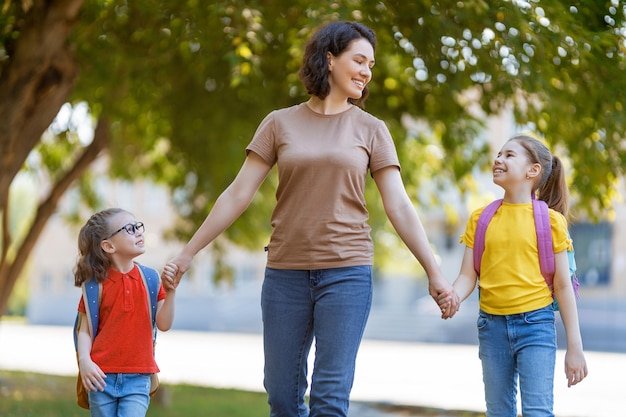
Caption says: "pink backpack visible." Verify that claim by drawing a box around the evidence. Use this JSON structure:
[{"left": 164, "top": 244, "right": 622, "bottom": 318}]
[{"left": 473, "top": 198, "right": 580, "bottom": 308}]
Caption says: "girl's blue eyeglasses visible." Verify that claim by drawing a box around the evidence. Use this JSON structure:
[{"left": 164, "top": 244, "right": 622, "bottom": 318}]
[{"left": 104, "top": 222, "right": 145, "bottom": 240}]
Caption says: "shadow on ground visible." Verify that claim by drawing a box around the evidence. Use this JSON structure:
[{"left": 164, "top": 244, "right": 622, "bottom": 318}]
[{"left": 360, "top": 402, "right": 484, "bottom": 417}]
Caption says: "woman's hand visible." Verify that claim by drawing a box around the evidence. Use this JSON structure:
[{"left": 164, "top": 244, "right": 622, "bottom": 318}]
[{"left": 434, "top": 288, "right": 460, "bottom": 319}]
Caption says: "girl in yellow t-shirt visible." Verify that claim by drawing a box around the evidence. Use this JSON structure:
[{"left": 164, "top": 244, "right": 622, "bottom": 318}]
[{"left": 445, "top": 135, "right": 587, "bottom": 417}]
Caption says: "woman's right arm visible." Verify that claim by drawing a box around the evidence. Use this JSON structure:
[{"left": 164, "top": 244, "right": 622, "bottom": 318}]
[{"left": 170, "top": 152, "right": 272, "bottom": 277}]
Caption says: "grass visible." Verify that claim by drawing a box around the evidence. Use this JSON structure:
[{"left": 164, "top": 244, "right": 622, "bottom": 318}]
[
  {"left": 0, "top": 370, "right": 486, "bottom": 417},
  {"left": 0, "top": 370, "right": 269, "bottom": 417}
]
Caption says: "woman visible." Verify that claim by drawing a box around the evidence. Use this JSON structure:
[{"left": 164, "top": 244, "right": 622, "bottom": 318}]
[{"left": 164, "top": 21, "right": 458, "bottom": 417}]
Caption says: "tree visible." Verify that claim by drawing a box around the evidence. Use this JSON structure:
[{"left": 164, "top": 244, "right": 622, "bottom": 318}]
[
  {"left": 0, "top": 0, "right": 100, "bottom": 315},
  {"left": 1, "top": 0, "right": 625, "bottom": 316}
]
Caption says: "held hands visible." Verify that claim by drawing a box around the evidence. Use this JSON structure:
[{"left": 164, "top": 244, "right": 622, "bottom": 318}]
[
  {"left": 428, "top": 275, "right": 460, "bottom": 319},
  {"left": 436, "top": 290, "right": 460, "bottom": 319},
  {"left": 161, "top": 262, "right": 181, "bottom": 292},
  {"left": 161, "top": 253, "right": 193, "bottom": 290}
]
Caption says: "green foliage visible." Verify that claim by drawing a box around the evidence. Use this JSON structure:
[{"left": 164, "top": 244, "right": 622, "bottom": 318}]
[
  {"left": 3, "top": 0, "right": 626, "bottom": 253},
  {"left": 5, "top": 176, "right": 37, "bottom": 254},
  {"left": 358, "top": 0, "right": 626, "bottom": 219}
]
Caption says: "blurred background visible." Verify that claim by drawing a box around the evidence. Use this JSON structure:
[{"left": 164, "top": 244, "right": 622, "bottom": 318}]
[
  {"left": 3, "top": 3, "right": 626, "bottom": 416},
  {"left": 1, "top": 1, "right": 625, "bottom": 353}
]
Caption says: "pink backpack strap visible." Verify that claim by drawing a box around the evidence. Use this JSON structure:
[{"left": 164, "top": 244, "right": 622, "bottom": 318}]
[
  {"left": 473, "top": 199, "right": 555, "bottom": 281},
  {"left": 533, "top": 198, "right": 555, "bottom": 290},
  {"left": 473, "top": 199, "right": 503, "bottom": 276},
  {"left": 473, "top": 197, "right": 561, "bottom": 301}
]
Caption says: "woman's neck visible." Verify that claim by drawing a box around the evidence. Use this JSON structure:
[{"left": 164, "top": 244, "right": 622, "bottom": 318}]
[{"left": 306, "top": 96, "right": 351, "bottom": 115}]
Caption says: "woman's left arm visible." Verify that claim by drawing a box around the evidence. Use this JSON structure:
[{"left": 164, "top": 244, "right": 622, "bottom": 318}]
[
  {"left": 553, "top": 250, "right": 588, "bottom": 386},
  {"left": 372, "top": 166, "right": 459, "bottom": 317}
]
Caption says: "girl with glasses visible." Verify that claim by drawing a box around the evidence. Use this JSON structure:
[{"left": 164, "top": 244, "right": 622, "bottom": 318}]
[{"left": 74, "top": 208, "right": 178, "bottom": 416}]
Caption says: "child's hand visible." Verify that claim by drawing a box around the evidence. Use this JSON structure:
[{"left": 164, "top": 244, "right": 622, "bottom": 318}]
[
  {"left": 161, "top": 262, "right": 179, "bottom": 292},
  {"left": 565, "top": 349, "right": 588, "bottom": 387},
  {"left": 436, "top": 290, "right": 460, "bottom": 319},
  {"left": 79, "top": 358, "right": 106, "bottom": 392}
]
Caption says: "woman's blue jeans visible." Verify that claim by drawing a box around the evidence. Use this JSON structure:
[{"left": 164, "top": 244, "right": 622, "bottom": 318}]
[
  {"left": 88, "top": 373, "right": 150, "bottom": 417},
  {"left": 261, "top": 266, "right": 373, "bottom": 417},
  {"left": 478, "top": 305, "right": 557, "bottom": 417}
]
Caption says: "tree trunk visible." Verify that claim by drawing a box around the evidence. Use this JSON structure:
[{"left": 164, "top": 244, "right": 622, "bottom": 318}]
[
  {"left": 0, "top": 117, "right": 109, "bottom": 315},
  {"left": 0, "top": 0, "right": 86, "bottom": 315},
  {"left": 0, "top": 0, "right": 84, "bottom": 210}
]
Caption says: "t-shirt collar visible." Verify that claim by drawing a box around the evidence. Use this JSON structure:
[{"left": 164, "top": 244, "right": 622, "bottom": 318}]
[{"left": 107, "top": 263, "right": 140, "bottom": 283}]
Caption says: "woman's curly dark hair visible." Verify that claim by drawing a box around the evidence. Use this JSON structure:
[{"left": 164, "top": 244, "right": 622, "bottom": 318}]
[{"left": 299, "top": 21, "right": 376, "bottom": 108}]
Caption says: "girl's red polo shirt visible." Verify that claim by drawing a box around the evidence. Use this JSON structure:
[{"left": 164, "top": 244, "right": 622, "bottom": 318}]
[{"left": 77, "top": 264, "right": 166, "bottom": 373}]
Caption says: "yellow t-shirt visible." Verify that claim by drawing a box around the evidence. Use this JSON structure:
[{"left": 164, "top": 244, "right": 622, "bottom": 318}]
[{"left": 461, "top": 201, "right": 572, "bottom": 315}]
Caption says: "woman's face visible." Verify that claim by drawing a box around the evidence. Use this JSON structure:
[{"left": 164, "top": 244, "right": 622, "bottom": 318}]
[{"left": 327, "top": 38, "right": 375, "bottom": 101}]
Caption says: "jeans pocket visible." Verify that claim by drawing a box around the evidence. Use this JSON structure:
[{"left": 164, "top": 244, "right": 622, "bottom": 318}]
[
  {"left": 524, "top": 306, "right": 555, "bottom": 324},
  {"left": 477, "top": 311, "right": 489, "bottom": 330}
]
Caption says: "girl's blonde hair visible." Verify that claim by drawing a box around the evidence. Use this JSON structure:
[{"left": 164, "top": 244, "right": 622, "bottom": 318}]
[
  {"left": 509, "top": 135, "right": 569, "bottom": 218},
  {"left": 74, "top": 208, "right": 129, "bottom": 285}
]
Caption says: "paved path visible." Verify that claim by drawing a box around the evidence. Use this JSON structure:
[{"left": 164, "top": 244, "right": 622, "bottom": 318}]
[{"left": 0, "top": 322, "right": 623, "bottom": 417}]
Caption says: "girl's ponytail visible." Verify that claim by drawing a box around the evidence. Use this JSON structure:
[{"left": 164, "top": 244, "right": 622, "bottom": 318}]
[
  {"left": 511, "top": 135, "right": 569, "bottom": 218},
  {"left": 537, "top": 156, "right": 569, "bottom": 218}
]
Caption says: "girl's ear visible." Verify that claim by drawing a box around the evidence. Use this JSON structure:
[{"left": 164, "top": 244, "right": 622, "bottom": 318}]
[
  {"left": 327, "top": 52, "right": 333, "bottom": 71},
  {"left": 527, "top": 163, "right": 542, "bottom": 180},
  {"left": 101, "top": 240, "right": 116, "bottom": 254}
]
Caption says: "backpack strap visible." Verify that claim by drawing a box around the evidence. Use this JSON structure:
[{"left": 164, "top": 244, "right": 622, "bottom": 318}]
[
  {"left": 137, "top": 263, "right": 160, "bottom": 347},
  {"left": 473, "top": 199, "right": 503, "bottom": 277},
  {"left": 136, "top": 264, "right": 162, "bottom": 395},
  {"left": 74, "top": 265, "right": 159, "bottom": 351},
  {"left": 73, "top": 279, "right": 102, "bottom": 351},
  {"left": 532, "top": 198, "right": 555, "bottom": 290},
  {"left": 473, "top": 197, "right": 556, "bottom": 292}
]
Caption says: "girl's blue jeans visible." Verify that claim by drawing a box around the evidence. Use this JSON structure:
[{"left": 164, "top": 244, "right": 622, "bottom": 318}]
[
  {"left": 261, "top": 265, "right": 373, "bottom": 417},
  {"left": 478, "top": 305, "right": 557, "bottom": 417},
  {"left": 88, "top": 373, "right": 150, "bottom": 417}
]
